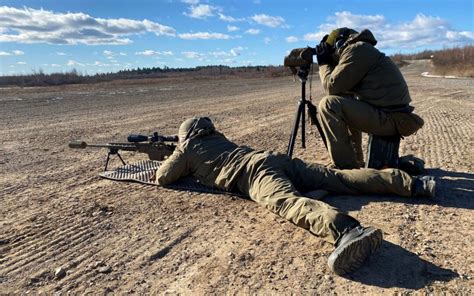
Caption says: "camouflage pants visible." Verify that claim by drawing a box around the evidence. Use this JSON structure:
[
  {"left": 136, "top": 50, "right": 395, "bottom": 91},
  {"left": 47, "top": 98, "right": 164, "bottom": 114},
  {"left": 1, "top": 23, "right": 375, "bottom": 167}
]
[
  {"left": 318, "top": 95, "right": 423, "bottom": 169},
  {"left": 235, "top": 152, "right": 413, "bottom": 244}
]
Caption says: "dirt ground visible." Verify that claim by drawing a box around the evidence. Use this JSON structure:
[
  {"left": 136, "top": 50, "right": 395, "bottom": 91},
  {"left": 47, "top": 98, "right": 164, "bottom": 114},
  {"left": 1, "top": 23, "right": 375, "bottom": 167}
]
[{"left": 1, "top": 60, "right": 473, "bottom": 294}]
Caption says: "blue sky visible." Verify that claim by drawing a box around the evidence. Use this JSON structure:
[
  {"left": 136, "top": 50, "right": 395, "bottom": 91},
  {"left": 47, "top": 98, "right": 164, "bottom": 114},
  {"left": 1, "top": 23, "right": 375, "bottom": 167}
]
[{"left": 0, "top": 0, "right": 473, "bottom": 75}]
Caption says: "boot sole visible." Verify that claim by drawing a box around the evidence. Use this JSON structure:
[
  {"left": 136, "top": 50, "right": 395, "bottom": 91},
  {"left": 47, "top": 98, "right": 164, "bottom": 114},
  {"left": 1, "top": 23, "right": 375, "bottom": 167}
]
[{"left": 328, "top": 228, "right": 383, "bottom": 275}]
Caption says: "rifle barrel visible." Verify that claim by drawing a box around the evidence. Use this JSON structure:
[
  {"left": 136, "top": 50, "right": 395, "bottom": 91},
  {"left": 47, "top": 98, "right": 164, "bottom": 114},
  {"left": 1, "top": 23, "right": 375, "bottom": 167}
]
[{"left": 69, "top": 141, "right": 139, "bottom": 151}]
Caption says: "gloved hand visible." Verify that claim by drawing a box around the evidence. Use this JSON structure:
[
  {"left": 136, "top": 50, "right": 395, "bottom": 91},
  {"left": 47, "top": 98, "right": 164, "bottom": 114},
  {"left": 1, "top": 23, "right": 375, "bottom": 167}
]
[{"left": 315, "top": 35, "right": 334, "bottom": 66}]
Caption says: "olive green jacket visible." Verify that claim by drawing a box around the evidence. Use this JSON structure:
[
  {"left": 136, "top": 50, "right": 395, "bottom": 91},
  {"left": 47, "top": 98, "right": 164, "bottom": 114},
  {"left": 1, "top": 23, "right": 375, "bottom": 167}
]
[
  {"left": 156, "top": 131, "right": 259, "bottom": 190},
  {"left": 319, "top": 29, "right": 411, "bottom": 107}
]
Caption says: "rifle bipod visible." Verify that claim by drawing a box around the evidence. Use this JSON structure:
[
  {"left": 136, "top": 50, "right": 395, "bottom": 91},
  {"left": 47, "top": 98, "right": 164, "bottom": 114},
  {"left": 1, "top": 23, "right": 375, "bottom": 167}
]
[
  {"left": 287, "top": 66, "right": 327, "bottom": 158},
  {"left": 104, "top": 148, "right": 126, "bottom": 171}
]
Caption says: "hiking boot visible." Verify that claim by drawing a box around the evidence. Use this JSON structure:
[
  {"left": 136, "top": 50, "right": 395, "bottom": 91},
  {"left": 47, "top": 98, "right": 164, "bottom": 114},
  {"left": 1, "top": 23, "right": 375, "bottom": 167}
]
[
  {"left": 328, "top": 226, "right": 383, "bottom": 275},
  {"left": 412, "top": 175, "right": 436, "bottom": 198}
]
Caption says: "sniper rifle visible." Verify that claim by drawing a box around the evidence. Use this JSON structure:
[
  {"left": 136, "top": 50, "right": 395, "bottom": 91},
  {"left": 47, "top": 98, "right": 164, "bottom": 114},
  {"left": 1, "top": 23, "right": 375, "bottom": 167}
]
[{"left": 69, "top": 132, "right": 178, "bottom": 171}]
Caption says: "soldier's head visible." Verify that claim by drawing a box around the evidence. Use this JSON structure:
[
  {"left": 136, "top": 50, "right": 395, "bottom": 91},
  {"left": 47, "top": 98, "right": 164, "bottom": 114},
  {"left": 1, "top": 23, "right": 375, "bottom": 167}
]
[
  {"left": 325, "top": 27, "right": 358, "bottom": 51},
  {"left": 178, "top": 117, "right": 215, "bottom": 144}
]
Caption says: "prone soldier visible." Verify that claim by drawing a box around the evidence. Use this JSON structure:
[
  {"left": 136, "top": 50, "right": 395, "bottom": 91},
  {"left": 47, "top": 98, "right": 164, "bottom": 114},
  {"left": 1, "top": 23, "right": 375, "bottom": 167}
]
[{"left": 154, "top": 117, "right": 435, "bottom": 275}]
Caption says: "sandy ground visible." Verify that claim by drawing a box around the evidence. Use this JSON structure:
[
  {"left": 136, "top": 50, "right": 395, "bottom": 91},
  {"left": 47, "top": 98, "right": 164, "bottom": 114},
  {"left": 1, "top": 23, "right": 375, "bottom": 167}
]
[{"left": 1, "top": 60, "right": 473, "bottom": 294}]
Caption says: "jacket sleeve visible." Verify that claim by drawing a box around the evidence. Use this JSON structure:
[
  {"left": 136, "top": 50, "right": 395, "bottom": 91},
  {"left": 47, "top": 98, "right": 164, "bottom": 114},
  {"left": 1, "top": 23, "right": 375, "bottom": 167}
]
[
  {"left": 155, "top": 147, "right": 188, "bottom": 186},
  {"left": 319, "top": 44, "right": 374, "bottom": 95}
]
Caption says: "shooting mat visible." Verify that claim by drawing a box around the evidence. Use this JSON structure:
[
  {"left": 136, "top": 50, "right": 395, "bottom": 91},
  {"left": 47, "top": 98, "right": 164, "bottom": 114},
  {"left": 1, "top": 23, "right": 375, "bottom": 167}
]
[{"left": 99, "top": 160, "right": 242, "bottom": 196}]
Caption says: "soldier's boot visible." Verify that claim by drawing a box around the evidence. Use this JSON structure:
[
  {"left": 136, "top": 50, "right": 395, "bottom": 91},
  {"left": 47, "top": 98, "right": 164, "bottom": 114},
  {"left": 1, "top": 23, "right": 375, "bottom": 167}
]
[
  {"left": 328, "top": 226, "right": 383, "bottom": 275},
  {"left": 412, "top": 175, "right": 436, "bottom": 198}
]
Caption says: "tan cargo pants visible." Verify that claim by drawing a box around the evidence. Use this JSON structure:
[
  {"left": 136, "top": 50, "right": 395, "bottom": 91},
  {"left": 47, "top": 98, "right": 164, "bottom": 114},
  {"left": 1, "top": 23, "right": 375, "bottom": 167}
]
[
  {"left": 318, "top": 95, "right": 423, "bottom": 169},
  {"left": 235, "top": 152, "right": 413, "bottom": 244}
]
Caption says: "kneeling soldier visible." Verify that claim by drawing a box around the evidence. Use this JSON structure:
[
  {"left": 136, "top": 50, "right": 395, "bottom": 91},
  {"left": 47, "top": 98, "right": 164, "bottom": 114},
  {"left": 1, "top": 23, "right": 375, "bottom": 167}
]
[{"left": 156, "top": 117, "right": 435, "bottom": 275}]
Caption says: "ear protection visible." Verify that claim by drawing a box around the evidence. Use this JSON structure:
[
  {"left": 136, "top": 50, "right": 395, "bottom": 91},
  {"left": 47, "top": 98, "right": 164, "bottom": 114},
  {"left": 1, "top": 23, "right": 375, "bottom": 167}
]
[{"left": 334, "top": 28, "right": 352, "bottom": 50}]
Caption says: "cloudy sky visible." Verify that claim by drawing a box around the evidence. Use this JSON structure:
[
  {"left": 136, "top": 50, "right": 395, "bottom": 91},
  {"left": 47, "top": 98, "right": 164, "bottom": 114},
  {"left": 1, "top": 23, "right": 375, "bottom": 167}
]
[{"left": 0, "top": 0, "right": 472, "bottom": 75}]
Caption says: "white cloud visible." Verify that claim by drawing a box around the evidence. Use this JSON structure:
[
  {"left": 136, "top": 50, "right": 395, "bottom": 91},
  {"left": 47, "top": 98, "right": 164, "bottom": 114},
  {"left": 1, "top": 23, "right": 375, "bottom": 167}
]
[
  {"left": 245, "top": 28, "right": 260, "bottom": 35},
  {"left": 208, "top": 50, "right": 231, "bottom": 58},
  {"left": 221, "top": 58, "right": 236, "bottom": 64},
  {"left": 181, "top": 0, "right": 199, "bottom": 4},
  {"left": 286, "top": 36, "right": 298, "bottom": 43},
  {"left": 103, "top": 50, "right": 127, "bottom": 58},
  {"left": 17, "top": 61, "right": 26, "bottom": 65},
  {"left": 263, "top": 37, "right": 271, "bottom": 44},
  {"left": 377, "top": 14, "right": 474, "bottom": 49},
  {"left": 184, "top": 4, "right": 217, "bottom": 19},
  {"left": 183, "top": 47, "right": 245, "bottom": 62},
  {"left": 250, "top": 14, "right": 286, "bottom": 28},
  {"left": 178, "top": 32, "right": 232, "bottom": 40},
  {"left": 0, "top": 50, "right": 25, "bottom": 56},
  {"left": 135, "top": 50, "right": 174, "bottom": 56},
  {"left": 136, "top": 50, "right": 158, "bottom": 56},
  {"left": 303, "top": 32, "right": 326, "bottom": 42},
  {"left": 230, "top": 46, "right": 244, "bottom": 56},
  {"left": 182, "top": 51, "right": 205, "bottom": 60},
  {"left": 324, "top": 11, "right": 385, "bottom": 32},
  {"left": 227, "top": 25, "right": 239, "bottom": 32},
  {"left": 218, "top": 13, "right": 245, "bottom": 22},
  {"left": 91, "top": 61, "right": 112, "bottom": 67},
  {"left": 209, "top": 46, "right": 244, "bottom": 58},
  {"left": 303, "top": 11, "right": 474, "bottom": 50},
  {"left": 67, "top": 60, "right": 84, "bottom": 67},
  {"left": 0, "top": 6, "right": 176, "bottom": 45},
  {"left": 56, "top": 52, "right": 67, "bottom": 56}
]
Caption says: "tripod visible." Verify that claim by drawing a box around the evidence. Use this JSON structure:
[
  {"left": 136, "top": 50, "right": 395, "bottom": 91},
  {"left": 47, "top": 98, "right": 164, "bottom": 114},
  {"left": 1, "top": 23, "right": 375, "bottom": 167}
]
[{"left": 287, "top": 66, "right": 327, "bottom": 158}]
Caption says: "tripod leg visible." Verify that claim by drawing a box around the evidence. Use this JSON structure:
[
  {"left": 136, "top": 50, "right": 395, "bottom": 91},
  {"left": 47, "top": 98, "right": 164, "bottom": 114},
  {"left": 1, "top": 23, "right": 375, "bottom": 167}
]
[
  {"left": 287, "top": 101, "right": 304, "bottom": 157},
  {"left": 307, "top": 102, "right": 328, "bottom": 150},
  {"left": 301, "top": 102, "right": 306, "bottom": 149}
]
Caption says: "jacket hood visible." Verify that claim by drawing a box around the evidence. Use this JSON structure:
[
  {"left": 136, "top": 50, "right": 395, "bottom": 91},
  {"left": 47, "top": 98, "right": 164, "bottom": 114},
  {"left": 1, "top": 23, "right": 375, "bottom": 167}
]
[
  {"left": 178, "top": 117, "right": 216, "bottom": 144},
  {"left": 346, "top": 29, "right": 377, "bottom": 46}
]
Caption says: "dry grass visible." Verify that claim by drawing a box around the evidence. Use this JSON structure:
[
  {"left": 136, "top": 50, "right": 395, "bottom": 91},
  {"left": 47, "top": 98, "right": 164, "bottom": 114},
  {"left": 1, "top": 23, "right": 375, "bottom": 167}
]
[
  {"left": 391, "top": 45, "right": 474, "bottom": 77},
  {"left": 430, "top": 46, "right": 474, "bottom": 77}
]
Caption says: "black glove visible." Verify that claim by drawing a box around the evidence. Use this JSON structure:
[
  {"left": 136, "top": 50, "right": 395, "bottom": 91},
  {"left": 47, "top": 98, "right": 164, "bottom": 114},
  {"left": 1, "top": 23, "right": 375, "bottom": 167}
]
[{"left": 315, "top": 35, "right": 334, "bottom": 66}]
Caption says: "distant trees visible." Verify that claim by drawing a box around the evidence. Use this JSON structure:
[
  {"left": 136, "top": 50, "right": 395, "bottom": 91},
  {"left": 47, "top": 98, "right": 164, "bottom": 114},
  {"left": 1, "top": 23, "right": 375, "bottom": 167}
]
[
  {"left": 0, "top": 64, "right": 290, "bottom": 87},
  {"left": 430, "top": 45, "right": 474, "bottom": 77},
  {"left": 390, "top": 45, "right": 474, "bottom": 77},
  {"left": 2, "top": 45, "right": 471, "bottom": 87}
]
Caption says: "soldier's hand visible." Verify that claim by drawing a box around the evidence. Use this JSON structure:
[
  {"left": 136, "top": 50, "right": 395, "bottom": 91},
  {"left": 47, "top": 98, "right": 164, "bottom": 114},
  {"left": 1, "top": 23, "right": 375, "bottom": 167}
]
[{"left": 315, "top": 35, "right": 334, "bottom": 66}]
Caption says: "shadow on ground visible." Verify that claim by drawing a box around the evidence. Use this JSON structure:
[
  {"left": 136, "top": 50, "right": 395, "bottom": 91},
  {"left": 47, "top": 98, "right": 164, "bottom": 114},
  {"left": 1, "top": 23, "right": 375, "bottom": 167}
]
[
  {"left": 326, "top": 168, "right": 474, "bottom": 212},
  {"left": 343, "top": 241, "right": 458, "bottom": 289},
  {"left": 428, "top": 168, "right": 474, "bottom": 209}
]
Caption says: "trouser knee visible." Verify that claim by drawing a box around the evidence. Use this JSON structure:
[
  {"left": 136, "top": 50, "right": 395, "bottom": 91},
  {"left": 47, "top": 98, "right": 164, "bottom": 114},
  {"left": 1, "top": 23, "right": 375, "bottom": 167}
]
[{"left": 319, "top": 95, "right": 343, "bottom": 116}]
